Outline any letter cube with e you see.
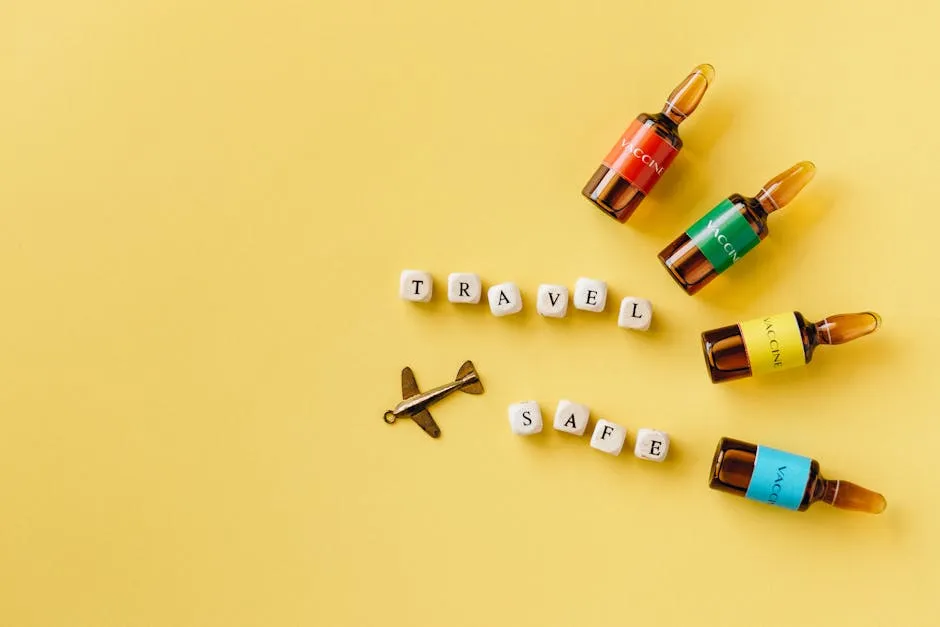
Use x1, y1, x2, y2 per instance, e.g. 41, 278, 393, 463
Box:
400, 270, 432, 302
634, 428, 670, 462
553, 399, 590, 436
537, 284, 569, 318
448, 272, 482, 304
574, 278, 607, 312
508, 401, 542, 435
488, 282, 523, 316
618, 297, 653, 331
590, 419, 627, 455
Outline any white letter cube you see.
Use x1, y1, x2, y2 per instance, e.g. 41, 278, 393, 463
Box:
574, 278, 607, 312
618, 297, 653, 331
590, 419, 626, 455
448, 272, 482, 304
488, 282, 523, 316
634, 428, 669, 462
537, 284, 569, 318
508, 401, 542, 435
400, 270, 432, 302
553, 399, 590, 436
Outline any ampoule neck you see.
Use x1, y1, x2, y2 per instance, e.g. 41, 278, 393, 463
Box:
813, 312, 882, 346
753, 161, 816, 217
660, 63, 714, 126
813, 476, 887, 514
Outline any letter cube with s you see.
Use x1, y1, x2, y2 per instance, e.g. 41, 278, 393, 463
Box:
508, 401, 542, 435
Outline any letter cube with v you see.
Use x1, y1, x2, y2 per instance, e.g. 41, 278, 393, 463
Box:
574, 278, 607, 312
590, 419, 626, 455
618, 297, 653, 331
537, 284, 569, 318
508, 401, 542, 435
488, 282, 523, 316
400, 270, 432, 302
448, 272, 482, 304
553, 399, 590, 436
634, 428, 669, 462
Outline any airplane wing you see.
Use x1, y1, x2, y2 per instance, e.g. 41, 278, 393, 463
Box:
401, 366, 420, 399
401, 367, 441, 438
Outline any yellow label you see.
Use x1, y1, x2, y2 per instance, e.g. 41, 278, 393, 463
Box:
738, 313, 806, 376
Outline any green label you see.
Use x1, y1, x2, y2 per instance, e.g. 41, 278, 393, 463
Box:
685, 199, 761, 273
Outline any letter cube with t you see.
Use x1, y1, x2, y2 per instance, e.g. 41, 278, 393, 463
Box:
553, 399, 590, 436
537, 284, 568, 318
488, 282, 523, 316
590, 419, 626, 455
634, 428, 669, 462
448, 272, 482, 304
574, 278, 607, 312
400, 270, 432, 302
618, 297, 653, 331
508, 401, 542, 435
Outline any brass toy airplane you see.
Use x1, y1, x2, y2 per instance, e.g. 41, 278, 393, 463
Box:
383, 360, 484, 438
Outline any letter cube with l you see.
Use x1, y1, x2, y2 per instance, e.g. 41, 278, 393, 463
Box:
508, 401, 542, 435
537, 284, 569, 318
634, 428, 669, 462
448, 272, 482, 304
590, 419, 626, 455
400, 270, 432, 302
553, 399, 590, 436
574, 278, 607, 312
618, 297, 653, 331
488, 282, 523, 316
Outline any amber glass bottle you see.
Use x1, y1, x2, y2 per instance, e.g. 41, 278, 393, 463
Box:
581, 63, 715, 223
708, 437, 886, 514
658, 161, 816, 295
701, 310, 881, 384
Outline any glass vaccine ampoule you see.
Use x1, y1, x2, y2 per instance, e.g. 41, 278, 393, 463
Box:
581, 63, 715, 223
658, 161, 816, 295
701, 310, 881, 384
708, 437, 887, 514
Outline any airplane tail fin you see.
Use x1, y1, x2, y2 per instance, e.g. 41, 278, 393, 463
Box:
456, 360, 484, 394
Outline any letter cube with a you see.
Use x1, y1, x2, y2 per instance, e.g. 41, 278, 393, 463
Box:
553, 399, 590, 436
634, 428, 669, 462
400, 270, 432, 302
537, 284, 569, 318
508, 401, 542, 435
590, 419, 626, 455
448, 272, 482, 304
574, 278, 607, 312
618, 297, 653, 331
488, 282, 523, 316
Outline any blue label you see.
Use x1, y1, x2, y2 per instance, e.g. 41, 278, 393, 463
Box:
745, 445, 812, 510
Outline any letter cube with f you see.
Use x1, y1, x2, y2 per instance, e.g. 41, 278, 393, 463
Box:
590, 419, 626, 455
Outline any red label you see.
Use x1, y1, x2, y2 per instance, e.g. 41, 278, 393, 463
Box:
601, 119, 679, 195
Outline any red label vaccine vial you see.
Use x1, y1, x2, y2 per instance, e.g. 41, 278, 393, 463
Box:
582, 64, 714, 223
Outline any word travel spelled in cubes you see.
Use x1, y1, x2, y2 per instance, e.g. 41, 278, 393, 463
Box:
399, 270, 653, 329
507, 399, 670, 462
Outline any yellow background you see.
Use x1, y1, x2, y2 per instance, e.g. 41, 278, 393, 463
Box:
1, 1, 937, 625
